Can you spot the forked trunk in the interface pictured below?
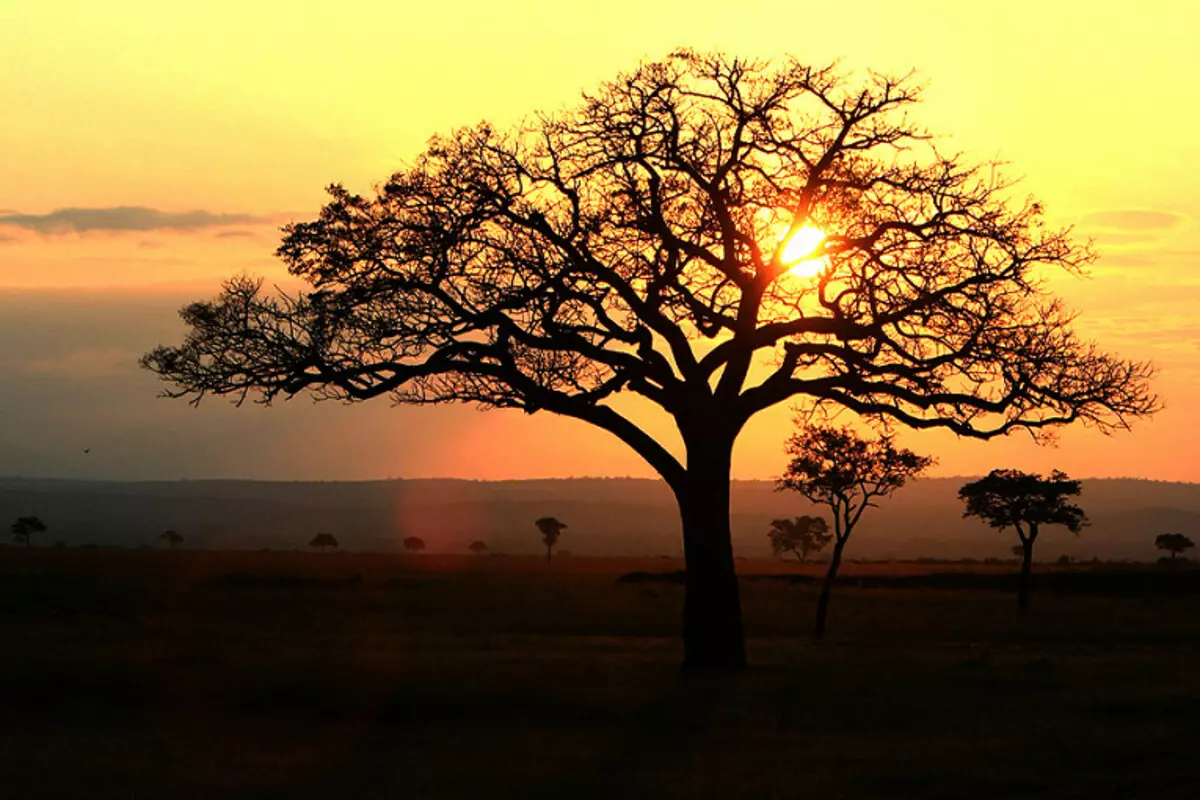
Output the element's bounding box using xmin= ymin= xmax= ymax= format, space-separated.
xmin=675 ymin=435 xmax=745 ymax=671
xmin=815 ymin=538 xmax=845 ymax=639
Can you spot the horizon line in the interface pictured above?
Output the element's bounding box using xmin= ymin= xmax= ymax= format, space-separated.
xmin=1 ymin=474 xmax=1195 ymax=486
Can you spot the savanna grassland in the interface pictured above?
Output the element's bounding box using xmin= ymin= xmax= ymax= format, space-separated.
xmin=3 ymin=549 xmax=1199 ymax=799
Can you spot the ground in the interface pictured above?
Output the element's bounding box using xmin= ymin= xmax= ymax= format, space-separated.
xmin=2 ymin=549 xmax=1199 ymax=798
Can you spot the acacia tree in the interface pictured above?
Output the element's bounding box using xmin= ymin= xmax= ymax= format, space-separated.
xmin=767 ymin=516 xmax=831 ymax=563
xmin=469 ymin=540 xmax=489 ymax=555
xmin=535 ymin=517 xmax=567 ymax=562
xmin=1155 ymin=532 xmax=1194 ymax=560
xmin=159 ymin=529 xmax=184 ymax=549
xmin=403 ymin=536 xmax=426 ymax=553
xmin=310 ymin=532 xmax=339 ymax=552
xmin=11 ymin=516 xmax=47 ymax=549
xmin=778 ymin=424 xmax=932 ymax=637
xmin=142 ymin=51 xmax=1156 ymax=669
xmin=959 ymin=469 xmax=1087 ymax=612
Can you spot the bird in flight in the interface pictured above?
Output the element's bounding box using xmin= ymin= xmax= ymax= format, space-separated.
xmin=83 ymin=448 xmax=91 ymax=454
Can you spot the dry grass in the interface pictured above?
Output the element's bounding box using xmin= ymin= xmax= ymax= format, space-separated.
xmin=2 ymin=548 xmax=1199 ymax=798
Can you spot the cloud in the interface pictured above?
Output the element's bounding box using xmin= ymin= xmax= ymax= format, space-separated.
xmin=1080 ymin=210 xmax=1186 ymax=231
xmin=214 ymin=229 xmax=258 ymax=239
xmin=0 ymin=206 xmax=272 ymax=234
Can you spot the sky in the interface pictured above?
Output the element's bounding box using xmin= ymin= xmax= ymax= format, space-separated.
xmin=2 ymin=0 xmax=1198 ymax=482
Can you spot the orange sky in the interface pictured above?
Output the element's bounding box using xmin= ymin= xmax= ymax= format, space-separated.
xmin=2 ymin=1 xmax=1198 ymax=482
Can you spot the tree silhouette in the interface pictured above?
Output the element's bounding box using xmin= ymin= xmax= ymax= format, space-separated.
xmin=310 ymin=532 xmax=339 ymax=552
xmin=959 ymin=470 xmax=1087 ymax=612
xmin=159 ymin=529 xmax=184 ymax=549
xmin=778 ymin=424 xmax=932 ymax=637
xmin=1155 ymin=532 xmax=1194 ymax=560
xmin=767 ymin=516 xmax=831 ymax=563
xmin=10 ymin=516 xmax=47 ymax=549
xmin=535 ymin=517 xmax=567 ymax=563
xmin=142 ymin=51 xmax=1157 ymax=669
xmin=403 ymin=536 xmax=426 ymax=553
xmin=468 ymin=540 xmax=489 ymax=555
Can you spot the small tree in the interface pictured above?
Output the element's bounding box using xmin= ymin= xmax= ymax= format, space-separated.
xmin=777 ymin=425 xmax=932 ymax=637
xmin=310 ymin=532 xmax=339 ymax=552
xmin=403 ymin=536 xmax=426 ymax=553
xmin=159 ymin=530 xmax=184 ymax=549
xmin=767 ymin=516 xmax=831 ymax=563
xmin=10 ymin=516 xmax=47 ymax=549
xmin=1155 ymin=533 xmax=1195 ymax=560
xmin=535 ymin=517 xmax=567 ymax=563
xmin=959 ymin=469 xmax=1087 ymax=612
xmin=468 ymin=540 xmax=489 ymax=555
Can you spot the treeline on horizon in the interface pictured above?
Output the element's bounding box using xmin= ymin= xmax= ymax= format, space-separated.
xmin=3 ymin=476 xmax=1198 ymax=561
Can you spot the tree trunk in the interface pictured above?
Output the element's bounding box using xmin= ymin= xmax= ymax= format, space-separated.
xmin=1018 ymin=538 xmax=1034 ymax=613
xmin=815 ymin=538 xmax=845 ymax=639
xmin=676 ymin=435 xmax=745 ymax=671
xmin=546 ymin=544 xmax=552 ymax=563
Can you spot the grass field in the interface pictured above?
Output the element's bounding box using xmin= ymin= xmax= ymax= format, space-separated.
xmin=3 ymin=549 xmax=1199 ymax=798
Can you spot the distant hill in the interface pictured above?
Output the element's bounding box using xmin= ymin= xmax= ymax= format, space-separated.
xmin=1 ymin=476 xmax=1197 ymax=561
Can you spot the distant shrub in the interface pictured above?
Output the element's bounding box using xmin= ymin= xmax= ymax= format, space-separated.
xmin=1155 ymin=533 xmax=1195 ymax=560
xmin=10 ymin=516 xmax=47 ymax=548
xmin=535 ymin=517 xmax=567 ymax=563
xmin=310 ymin=532 xmax=339 ymax=552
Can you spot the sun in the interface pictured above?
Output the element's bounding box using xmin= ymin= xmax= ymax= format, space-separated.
xmin=780 ymin=225 xmax=827 ymax=277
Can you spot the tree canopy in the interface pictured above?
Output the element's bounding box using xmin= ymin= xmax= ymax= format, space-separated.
xmin=310 ymin=532 xmax=339 ymax=550
xmin=159 ymin=529 xmax=184 ymax=548
xmin=767 ymin=515 xmax=831 ymax=562
xmin=144 ymin=50 xmax=1155 ymax=488
xmin=959 ymin=469 xmax=1087 ymax=544
xmin=1155 ymin=532 xmax=1194 ymax=559
xmin=11 ymin=516 xmax=47 ymax=548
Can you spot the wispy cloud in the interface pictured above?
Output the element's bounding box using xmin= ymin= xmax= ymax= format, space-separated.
xmin=1080 ymin=210 xmax=1186 ymax=231
xmin=0 ymin=206 xmax=273 ymax=234
xmin=214 ymin=229 xmax=258 ymax=239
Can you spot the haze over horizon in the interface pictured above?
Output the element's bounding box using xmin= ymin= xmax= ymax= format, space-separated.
xmin=3 ymin=2 xmax=1198 ymax=483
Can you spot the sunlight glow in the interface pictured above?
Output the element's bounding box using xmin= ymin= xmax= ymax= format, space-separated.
xmin=781 ymin=225 xmax=827 ymax=276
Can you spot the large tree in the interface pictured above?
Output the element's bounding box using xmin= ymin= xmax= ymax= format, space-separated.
xmin=143 ymin=51 xmax=1156 ymax=669
xmin=959 ymin=469 xmax=1087 ymax=612
xmin=778 ymin=424 xmax=933 ymax=637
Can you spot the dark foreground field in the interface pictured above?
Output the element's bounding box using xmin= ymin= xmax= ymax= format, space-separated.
xmin=3 ymin=550 xmax=1199 ymax=798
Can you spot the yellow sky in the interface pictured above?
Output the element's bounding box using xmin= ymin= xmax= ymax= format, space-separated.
xmin=1 ymin=1 xmax=1198 ymax=481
